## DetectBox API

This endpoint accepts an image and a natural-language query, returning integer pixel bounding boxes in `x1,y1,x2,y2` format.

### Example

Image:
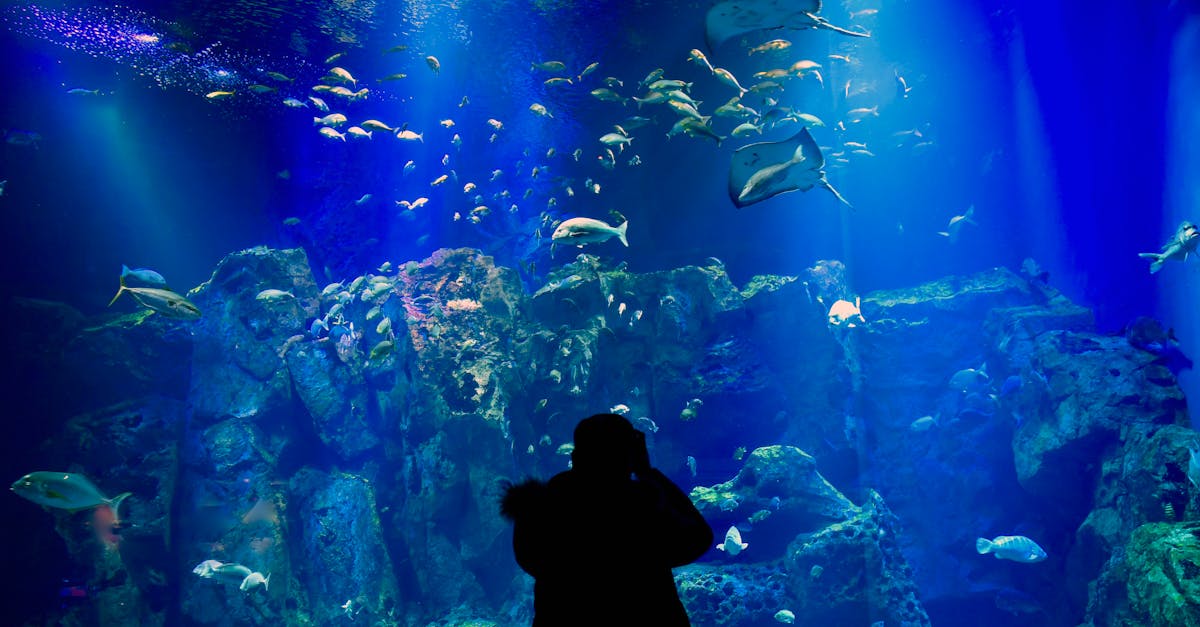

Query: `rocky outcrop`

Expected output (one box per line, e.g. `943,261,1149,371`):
685,446,928,626
10,248,1194,627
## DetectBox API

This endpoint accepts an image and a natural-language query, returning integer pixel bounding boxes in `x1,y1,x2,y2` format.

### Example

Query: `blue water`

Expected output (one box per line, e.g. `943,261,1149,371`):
0,0,1196,625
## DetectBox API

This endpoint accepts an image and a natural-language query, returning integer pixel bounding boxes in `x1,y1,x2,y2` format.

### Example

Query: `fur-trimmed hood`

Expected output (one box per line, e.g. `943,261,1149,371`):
498,478,549,522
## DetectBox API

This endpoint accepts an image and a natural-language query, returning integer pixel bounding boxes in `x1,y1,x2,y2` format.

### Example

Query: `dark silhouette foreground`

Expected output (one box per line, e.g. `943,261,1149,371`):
500,413,714,626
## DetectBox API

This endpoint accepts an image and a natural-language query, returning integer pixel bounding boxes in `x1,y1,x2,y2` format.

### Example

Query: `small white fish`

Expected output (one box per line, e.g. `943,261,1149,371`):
403,161,416,176
686,455,697,477
827,297,865,327
937,205,976,243
774,609,796,624
395,130,424,142
192,559,223,578
910,415,937,432
239,571,271,592
716,525,748,556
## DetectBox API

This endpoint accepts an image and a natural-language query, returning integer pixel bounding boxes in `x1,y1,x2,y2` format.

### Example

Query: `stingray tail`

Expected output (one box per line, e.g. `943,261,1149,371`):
809,13,871,38
821,179,854,210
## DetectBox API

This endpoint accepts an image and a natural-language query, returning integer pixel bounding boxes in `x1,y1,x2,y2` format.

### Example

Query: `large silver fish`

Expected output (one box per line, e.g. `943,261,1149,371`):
11,471,131,519
108,275,201,320
729,128,851,209
1139,221,1200,273
706,0,868,52
552,217,629,247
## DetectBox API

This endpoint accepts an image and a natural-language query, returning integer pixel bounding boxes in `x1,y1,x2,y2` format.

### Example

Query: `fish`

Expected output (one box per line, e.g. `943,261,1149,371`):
313,113,347,127
531,61,567,73
395,130,424,142
1140,221,1200,273
246,84,277,94
827,297,865,327
67,88,103,96
282,97,307,108
205,90,235,100
265,71,294,83
11,472,132,521
256,289,294,302
552,217,629,247
529,103,553,118
209,562,254,585
895,71,912,99
403,161,416,175
599,132,633,149
192,559,223,577
239,572,270,592
327,67,356,86
641,68,665,86
705,0,869,51
688,49,714,72
999,375,1022,397
749,39,792,55
317,127,345,142
487,118,504,131
774,609,796,624
346,126,372,140
949,365,990,393
382,44,408,53
120,264,167,288
1183,445,1200,491
108,275,201,319
686,456,697,477
716,525,749,555
590,88,626,103
361,120,395,133
241,498,279,524
846,106,879,122
577,62,600,81
325,52,347,65
378,73,408,83
910,415,937,432
976,535,1047,563
426,56,441,74
729,128,851,209
308,96,329,112
937,205,977,242
648,79,691,92
731,122,763,137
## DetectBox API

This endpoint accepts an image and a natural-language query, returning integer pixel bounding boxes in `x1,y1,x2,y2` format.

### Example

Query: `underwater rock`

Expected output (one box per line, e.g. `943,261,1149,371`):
675,562,790,627
289,468,402,626
784,491,931,626
691,446,858,558
739,273,844,455
286,342,381,459
1013,332,1188,516
187,246,319,424
4,297,88,419
1096,522,1200,626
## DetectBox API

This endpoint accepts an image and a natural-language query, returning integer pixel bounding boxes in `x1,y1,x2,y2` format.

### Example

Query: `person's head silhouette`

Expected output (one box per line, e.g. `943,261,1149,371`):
570,413,638,478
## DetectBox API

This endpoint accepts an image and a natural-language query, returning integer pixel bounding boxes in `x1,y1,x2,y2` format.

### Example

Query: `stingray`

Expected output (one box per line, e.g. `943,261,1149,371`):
728,127,852,209
705,0,868,51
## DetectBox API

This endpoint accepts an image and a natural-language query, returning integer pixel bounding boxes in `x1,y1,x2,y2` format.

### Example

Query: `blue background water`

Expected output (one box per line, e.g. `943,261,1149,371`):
0,0,1196,624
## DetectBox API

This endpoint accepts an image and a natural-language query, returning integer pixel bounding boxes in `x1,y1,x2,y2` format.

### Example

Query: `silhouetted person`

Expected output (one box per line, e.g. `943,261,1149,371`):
500,413,713,626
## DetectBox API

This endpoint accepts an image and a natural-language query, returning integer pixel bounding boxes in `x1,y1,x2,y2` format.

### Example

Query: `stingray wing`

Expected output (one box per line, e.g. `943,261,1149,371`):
706,0,863,51
729,128,825,208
